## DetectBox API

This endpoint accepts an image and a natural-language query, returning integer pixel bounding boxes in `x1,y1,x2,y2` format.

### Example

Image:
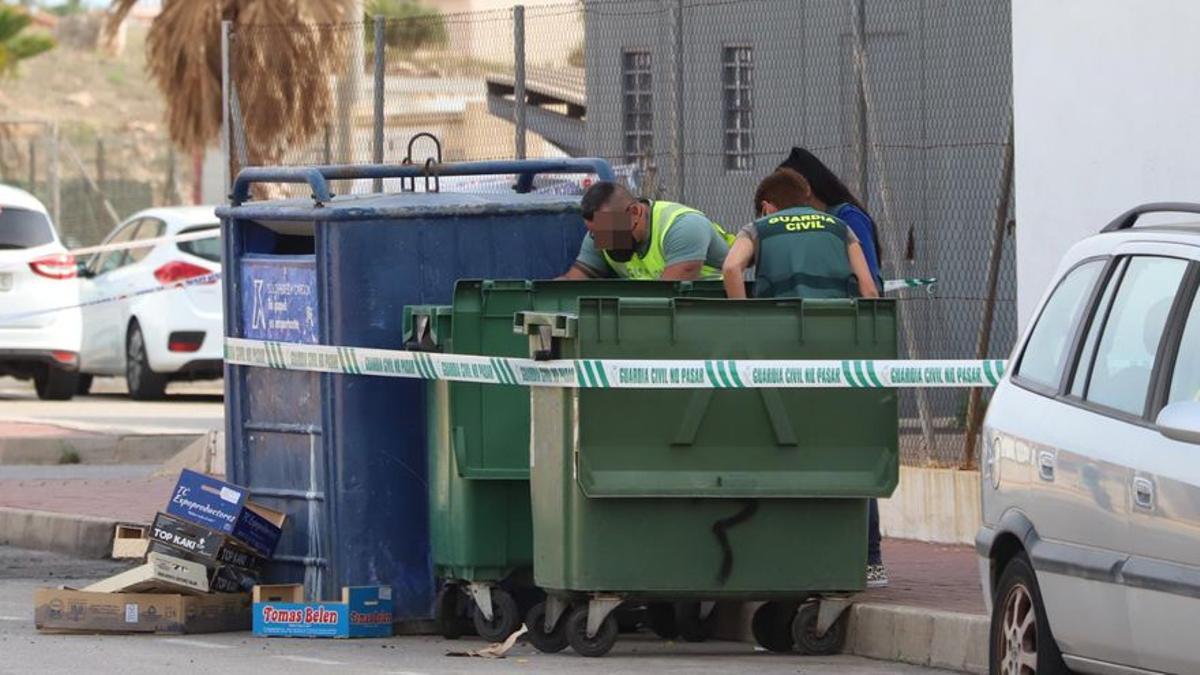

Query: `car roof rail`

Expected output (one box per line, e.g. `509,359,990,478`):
1102,202,1200,233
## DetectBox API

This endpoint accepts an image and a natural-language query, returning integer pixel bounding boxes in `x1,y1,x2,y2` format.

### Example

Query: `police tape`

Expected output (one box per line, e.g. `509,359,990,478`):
0,229,221,274
883,277,936,293
224,337,1006,389
0,272,221,324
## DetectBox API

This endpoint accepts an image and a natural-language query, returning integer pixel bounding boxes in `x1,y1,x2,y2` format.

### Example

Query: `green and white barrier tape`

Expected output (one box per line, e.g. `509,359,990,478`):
225,337,1005,389
883,277,937,293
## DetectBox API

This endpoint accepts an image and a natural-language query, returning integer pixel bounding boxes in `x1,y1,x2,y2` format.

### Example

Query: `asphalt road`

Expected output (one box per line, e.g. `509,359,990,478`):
0,376,223,435
0,547,953,675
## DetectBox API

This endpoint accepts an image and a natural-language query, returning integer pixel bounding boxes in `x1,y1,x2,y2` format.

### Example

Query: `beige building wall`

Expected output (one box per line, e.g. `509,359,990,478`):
428,0,582,67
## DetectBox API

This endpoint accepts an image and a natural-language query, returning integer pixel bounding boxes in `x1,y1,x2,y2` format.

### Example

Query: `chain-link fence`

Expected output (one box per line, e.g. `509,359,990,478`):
224,0,1014,467
0,119,194,248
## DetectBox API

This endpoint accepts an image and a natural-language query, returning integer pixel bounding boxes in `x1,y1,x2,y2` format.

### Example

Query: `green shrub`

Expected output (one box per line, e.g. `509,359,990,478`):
365,0,448,52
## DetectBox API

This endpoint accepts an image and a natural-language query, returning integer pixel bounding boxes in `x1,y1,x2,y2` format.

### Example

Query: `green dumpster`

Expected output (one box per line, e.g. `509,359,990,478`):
517,297,899,657
406,280,729,642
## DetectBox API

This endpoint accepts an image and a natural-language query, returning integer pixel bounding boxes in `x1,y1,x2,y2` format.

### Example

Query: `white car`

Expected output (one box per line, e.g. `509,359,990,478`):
78,207,222,400
977,203,1200,674
0,184,82,400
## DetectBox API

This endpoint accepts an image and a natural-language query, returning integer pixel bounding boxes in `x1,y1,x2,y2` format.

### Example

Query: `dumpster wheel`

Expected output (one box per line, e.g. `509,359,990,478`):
674,601,717,642
565,605,619,657
524,601,570,654
435,585,467,640
792,602,848,656
752,600,798,653
471,587,520,643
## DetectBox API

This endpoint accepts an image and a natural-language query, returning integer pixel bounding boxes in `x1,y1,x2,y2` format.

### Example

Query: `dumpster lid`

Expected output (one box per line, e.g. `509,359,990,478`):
218,190,581,222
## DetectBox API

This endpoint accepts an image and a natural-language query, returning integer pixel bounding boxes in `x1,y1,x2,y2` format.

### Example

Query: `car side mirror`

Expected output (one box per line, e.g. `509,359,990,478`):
1155,401,1200,444
76,261,93,279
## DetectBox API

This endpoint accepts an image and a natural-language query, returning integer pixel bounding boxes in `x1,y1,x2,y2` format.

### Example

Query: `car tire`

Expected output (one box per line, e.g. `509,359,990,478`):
34,365,77,401
75,374,93,396
990,552,1068,675
126,323,167,400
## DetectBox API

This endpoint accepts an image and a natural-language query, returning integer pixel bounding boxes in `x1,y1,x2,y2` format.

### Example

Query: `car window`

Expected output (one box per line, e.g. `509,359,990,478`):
90,220,140,275
1016,260,1105,389
1167,289,1200,404
0,207,54,249
177,224,221,263
1084,257,1188,416
1069,259,1125,398
127,218,165,264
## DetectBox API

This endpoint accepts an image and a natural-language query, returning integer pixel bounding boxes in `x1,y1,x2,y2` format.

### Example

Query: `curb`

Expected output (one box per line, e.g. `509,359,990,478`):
847,602,987,674
0,433,203,465
716,600,987,673
0,507,119,559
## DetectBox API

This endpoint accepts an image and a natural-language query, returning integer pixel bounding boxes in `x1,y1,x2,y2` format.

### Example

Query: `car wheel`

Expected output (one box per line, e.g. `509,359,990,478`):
126,323,167,400
990,552,1068,675
75,374,93,396
34,365,77,401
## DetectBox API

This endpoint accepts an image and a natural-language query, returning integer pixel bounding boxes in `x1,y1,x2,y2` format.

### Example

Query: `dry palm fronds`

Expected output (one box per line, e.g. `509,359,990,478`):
106,0,357,165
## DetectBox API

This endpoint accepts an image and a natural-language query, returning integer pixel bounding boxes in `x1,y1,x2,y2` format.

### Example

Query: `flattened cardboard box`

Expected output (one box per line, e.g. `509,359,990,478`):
148,512,266,571
82,552,209,595
35,588,250,634
165,469,285,558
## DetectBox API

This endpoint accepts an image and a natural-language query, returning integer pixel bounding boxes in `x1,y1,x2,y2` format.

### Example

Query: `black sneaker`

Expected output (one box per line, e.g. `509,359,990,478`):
866,564,889,588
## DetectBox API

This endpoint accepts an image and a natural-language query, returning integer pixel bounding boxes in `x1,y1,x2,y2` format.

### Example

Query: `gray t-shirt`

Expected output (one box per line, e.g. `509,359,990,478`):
576,211,730,278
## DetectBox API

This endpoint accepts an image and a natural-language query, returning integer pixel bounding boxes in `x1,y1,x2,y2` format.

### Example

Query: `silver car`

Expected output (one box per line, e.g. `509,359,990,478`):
978,203,1200,675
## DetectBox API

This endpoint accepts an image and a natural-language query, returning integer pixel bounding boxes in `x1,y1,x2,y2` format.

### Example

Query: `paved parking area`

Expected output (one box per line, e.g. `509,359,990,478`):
0,377,223,436
0,546,955,675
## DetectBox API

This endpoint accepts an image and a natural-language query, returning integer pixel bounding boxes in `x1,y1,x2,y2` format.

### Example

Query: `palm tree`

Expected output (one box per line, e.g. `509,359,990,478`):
105,0,357,167
0,5,55,77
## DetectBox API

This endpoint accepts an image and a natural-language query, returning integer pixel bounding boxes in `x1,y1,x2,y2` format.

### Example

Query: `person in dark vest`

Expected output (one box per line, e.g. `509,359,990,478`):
723,168,889,588
780,148,890,590
722,168,878,300
558,181,733,281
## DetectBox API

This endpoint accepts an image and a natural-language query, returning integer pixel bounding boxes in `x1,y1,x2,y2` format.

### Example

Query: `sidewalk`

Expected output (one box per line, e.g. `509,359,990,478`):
0,474,984,611
0,474,989,673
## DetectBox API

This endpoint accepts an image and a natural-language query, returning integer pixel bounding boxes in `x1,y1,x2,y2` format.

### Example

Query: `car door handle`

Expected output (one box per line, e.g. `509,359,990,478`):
1037,451,1055,482
1133,477,1155,510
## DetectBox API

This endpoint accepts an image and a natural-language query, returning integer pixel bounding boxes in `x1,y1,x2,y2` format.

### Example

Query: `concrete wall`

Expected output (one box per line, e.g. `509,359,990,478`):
879,467,981,545
1013,0,1200,329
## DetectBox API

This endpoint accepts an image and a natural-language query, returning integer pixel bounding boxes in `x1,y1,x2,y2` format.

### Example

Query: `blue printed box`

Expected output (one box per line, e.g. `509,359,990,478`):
252,585,393,639
165,470,285,558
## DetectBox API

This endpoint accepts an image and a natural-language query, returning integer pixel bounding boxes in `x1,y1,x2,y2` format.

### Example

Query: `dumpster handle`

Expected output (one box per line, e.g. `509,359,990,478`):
402,314,442,353
230,158,617,206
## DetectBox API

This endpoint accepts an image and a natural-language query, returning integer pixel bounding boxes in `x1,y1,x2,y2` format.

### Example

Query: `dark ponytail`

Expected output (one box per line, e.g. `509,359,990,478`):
779,147,883,264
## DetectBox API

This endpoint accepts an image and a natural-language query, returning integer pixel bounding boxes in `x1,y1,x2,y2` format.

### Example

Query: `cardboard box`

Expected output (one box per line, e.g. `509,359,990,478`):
82,552,209,595
165,469,285,557
111,525,150,560
34,588,250,634
209,566,260,594
148,512,266,572
252,584,393,638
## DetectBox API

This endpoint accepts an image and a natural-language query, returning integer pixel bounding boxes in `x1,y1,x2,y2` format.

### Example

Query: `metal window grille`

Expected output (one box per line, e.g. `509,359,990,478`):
723,45,753,171
622,49,654,166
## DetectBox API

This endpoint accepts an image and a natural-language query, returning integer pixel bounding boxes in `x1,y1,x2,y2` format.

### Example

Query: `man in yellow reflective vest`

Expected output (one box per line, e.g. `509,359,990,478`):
558,181,734,280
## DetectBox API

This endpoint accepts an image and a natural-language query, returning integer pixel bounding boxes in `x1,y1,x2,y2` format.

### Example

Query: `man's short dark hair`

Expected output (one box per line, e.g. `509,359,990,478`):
580,181,633,220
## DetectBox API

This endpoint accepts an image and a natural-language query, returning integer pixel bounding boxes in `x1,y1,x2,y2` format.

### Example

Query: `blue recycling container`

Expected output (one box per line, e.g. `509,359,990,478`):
217,159,612,620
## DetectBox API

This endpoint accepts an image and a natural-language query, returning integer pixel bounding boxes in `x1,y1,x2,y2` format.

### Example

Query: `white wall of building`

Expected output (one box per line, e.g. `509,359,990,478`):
1012,0,1200,329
